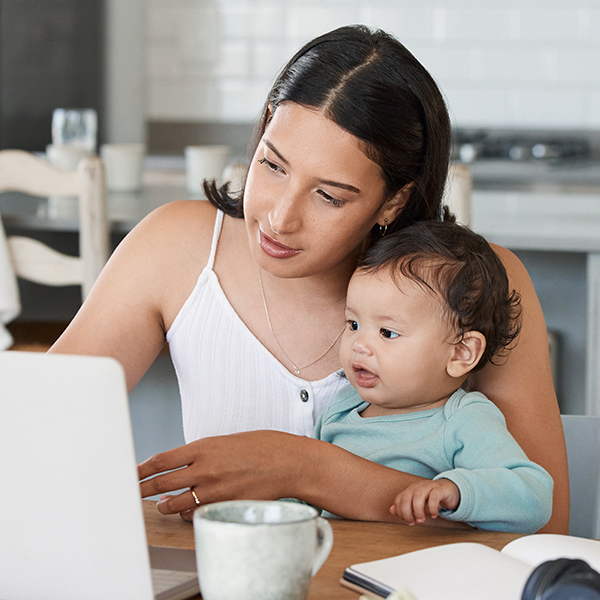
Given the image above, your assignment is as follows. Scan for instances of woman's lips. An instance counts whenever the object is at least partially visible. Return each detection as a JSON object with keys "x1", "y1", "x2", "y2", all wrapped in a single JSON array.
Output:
[
  {"x1": 353, "y1": 365, "x2": 379, "y2": 388},
  {"x1": 259, "y1": 231, "x2": 301, "y2": 259}
]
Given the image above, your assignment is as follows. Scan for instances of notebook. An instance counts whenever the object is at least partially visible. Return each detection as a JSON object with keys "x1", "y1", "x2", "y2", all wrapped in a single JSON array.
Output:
[
  {"x1": 0, "y1": 351, "x2": 199, "y2": 600},
  {"x1": 341, "y1": 535, "x2": 600, "y2": 599}
]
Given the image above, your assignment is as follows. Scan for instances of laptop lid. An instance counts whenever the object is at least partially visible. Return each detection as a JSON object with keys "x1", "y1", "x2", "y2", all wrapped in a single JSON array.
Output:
[{"x1": 0, "y1": 351, "x2": 196, "y2": 600}]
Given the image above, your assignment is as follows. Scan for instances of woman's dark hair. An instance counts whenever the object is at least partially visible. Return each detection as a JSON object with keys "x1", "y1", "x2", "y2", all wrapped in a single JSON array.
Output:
[
  {"x1": 205, "y1": 25, "x2": 452, "y2": 243},
  {"x1": 358, "y1": 221, "x2": 522, "y2": 371}
]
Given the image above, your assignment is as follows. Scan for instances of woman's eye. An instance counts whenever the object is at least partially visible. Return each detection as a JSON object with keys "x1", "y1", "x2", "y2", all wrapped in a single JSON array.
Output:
[
  {"x1": 348, "y1": 320, "x2": 359, "y2": 331},
  {"x1": 258, "y1": 157, "x2": 283, "y2": 174},
  {"x1": 381, "y1": 328, "x2": 399, "y2": 339},
  {"x1": 317, "y1": 189, "x2": 343, "y2": 208}
]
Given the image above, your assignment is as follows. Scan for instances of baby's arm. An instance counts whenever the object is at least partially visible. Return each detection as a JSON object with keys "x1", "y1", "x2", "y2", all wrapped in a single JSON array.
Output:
[
  {"x1": 434, "y1": 393, "x2": 553, "y2": 533},
  {"x1": 391, "y1": 478, "x2": 460, "y2": 525}
]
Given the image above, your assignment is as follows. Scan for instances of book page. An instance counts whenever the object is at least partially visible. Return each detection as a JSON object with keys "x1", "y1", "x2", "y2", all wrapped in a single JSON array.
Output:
[
  {"x1": 348, "y1": 543, "x2": 532, "y2": 600},
  {"x1": 502, "y1": 534, "x2": 600, "y2": 573}
]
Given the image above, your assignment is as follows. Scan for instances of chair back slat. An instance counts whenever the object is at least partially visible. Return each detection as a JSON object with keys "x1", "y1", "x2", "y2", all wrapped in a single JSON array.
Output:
[{"x1": 0, "y1": 149, "x2": 108, "y2": 300}]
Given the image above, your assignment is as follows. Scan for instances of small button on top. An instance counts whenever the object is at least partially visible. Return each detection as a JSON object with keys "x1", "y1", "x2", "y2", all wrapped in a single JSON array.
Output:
[{"x1": 300, "y1": 389, "x2": 309, "y2": 403}]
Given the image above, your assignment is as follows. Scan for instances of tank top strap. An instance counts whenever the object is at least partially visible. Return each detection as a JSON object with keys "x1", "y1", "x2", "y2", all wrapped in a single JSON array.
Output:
[{"x1": 206, "y1": 209, "x2": 224, "y2": 270}]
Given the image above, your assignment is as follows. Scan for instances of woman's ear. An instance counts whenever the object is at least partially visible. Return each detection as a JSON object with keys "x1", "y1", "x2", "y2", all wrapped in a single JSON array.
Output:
[
  {"x1": 378, "y1": 182, "x2": 414, "y2": 227},
  {"x1": 446, "y1": 330, "x2": 486, "y2": 379}
]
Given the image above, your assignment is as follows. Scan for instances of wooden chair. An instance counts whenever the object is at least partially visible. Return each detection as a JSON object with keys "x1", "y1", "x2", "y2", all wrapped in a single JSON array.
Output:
[
  {"x1": 444, "y1": 163, "x2": 472, "y2": 226},
  {"x1": 0, "y1": 149, "x2": 109, "y2": 300}
]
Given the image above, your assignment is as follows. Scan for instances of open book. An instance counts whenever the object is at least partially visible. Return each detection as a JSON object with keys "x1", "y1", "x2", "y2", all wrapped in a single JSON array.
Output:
[{"x1": 341, "y1": 534, "x2": 600, "y2": 600}]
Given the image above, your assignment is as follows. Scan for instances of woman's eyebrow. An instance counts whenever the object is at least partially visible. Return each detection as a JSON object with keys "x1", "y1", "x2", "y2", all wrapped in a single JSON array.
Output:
[
  {"x1": 263, "y1": 138, "x2": 361, "y2": 194},
  {"x1": 263, "y1": 138, "x2": 289, "y2": 165},
  {"x1": 320, "y1": 179, "x2": 360, "y2": 194}
]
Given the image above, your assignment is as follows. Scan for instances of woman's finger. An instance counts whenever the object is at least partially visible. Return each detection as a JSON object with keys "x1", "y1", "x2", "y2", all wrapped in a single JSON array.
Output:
[
  {"x1": 139, "y1": 466, "x2": 193, "y2": 498},
  {"x1": 137, "y1": 444, "x2": 197, "y2": 481},
  {"x1": 155, "y1": 489, "x2": 199, "y2": 515}
]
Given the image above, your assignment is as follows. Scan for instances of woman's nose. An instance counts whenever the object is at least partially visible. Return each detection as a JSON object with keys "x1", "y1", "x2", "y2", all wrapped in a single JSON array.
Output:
[{"x1": 268, "y1": 188, "x2": 302, "y2": 235}]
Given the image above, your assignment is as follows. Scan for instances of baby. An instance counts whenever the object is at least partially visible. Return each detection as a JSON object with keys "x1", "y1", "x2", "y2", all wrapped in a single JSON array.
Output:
[{"x1": 314, "y1": 221, "x2": 553, "y2": 532}]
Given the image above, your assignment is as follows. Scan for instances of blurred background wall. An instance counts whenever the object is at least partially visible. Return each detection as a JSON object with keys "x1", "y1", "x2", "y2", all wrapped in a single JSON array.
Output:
[{"x1": 142, "y1": 0, "x2": 600, "y2": 154}]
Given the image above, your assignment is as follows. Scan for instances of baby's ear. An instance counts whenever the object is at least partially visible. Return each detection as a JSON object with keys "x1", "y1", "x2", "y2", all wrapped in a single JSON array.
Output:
[{"x1": 446, "y1": 330, "x2": 486, "y2": 378}]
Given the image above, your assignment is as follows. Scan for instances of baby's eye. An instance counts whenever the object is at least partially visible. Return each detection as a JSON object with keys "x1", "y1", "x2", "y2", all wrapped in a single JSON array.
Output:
[
  {"x1": 347, "y1": 320, "x2": 359, "y2": 331},
  {"x1": 380, "y1": 328, "x2": 399, "y2": 339}
]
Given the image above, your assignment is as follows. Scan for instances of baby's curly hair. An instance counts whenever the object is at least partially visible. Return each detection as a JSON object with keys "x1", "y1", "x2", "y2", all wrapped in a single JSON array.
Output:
[{"x1": 358, "y1": 221, "x2": 522, "y2": 371}]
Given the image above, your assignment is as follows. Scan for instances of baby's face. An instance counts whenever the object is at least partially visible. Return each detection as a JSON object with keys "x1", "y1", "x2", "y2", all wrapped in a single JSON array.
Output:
[{"x1": 340, "y1": 268, "x2": 456, "y2": 415}]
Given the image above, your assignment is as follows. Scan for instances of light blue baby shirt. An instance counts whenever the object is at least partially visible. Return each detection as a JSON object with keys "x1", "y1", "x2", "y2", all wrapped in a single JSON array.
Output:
[{"x1": 314, "y1": 386, "x2": 553, "y2": 533}]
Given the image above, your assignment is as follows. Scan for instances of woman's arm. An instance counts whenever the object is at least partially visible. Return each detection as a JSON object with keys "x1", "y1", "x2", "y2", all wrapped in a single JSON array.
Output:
[
  {"x1": 139, "y1": 430, "x2": 427, "y2": 522},
  {"x1": 467, "y1": 245, "x2": 570, "y2": 534},
  {"x1": 49, "y1": 200, "x2": 217, "y2": 392}
]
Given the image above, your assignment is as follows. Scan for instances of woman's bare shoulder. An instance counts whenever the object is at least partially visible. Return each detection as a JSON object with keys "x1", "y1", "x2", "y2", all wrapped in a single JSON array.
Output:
[
  {"x1": 138, "y1": 199, "x2": 218, "y2": 260},
  {"x1": 490, "y1": 243, "x2": 530, "y2": 286},
  {"x1": 50, "y1": 201, "x2": 220, "y2": 389}
]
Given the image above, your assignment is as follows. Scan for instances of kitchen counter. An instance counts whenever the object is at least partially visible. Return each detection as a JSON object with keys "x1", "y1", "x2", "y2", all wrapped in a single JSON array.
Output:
[{"x1": 472, "y1": 189, "x2": 600, "y2": 252}]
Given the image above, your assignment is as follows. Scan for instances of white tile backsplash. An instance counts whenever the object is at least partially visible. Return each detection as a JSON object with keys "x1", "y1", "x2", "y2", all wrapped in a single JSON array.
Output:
[
  {"x1": 146, "y1": 0, "x2": 600, "y2": 129},
  {"x1": 556, "y1": 49, "x2": 600, "y2": 84},
  {"x1": 444, "y1": 86, "x2": 509, "y2": 127},
  {"x1": 517, "y1": 9, "x2": 591, "y2": 43},
  {"x1": 477, "y1": 47, "x2": 548, "y2": 83},
  {"x1": 253, "y1": 41, "x2": 294, "y2": 79},
  {"x1": 148, "y1": 81, "x2": 221, "y2": 120},
  {"x1": 360, "y1": 8, "x2": 434, "y2": 42},
  {"x1": 443, "y1": 9, "x2": 514, "y2": 42},
  {"x1": 513, "y1": 89, "x2": 585, "y2": 128},
  {"x1": 218, "y1": 78, "x2": 271, "y2": 121},
  {"x1": 589, "y1": 90, "x2": 600, "y2": 127},
  {"x1": 286, "y1": 6, "x2": 361, "y2": 40}
]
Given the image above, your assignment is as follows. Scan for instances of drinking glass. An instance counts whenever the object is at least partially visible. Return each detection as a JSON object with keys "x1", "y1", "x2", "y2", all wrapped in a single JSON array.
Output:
[{"x1": 51, "y1": 108, "x2": 98, "y2": 152}]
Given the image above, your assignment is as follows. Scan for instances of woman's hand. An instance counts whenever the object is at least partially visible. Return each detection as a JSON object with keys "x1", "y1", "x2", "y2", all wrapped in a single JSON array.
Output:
[{"x1": 139, "y1": 430, "x2": 300, "y2": 517}]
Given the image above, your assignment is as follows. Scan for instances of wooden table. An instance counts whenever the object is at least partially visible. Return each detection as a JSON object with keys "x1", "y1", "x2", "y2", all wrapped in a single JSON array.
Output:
[{"x1": 143, "y1": 501, "x2": 523, "y2": 599}]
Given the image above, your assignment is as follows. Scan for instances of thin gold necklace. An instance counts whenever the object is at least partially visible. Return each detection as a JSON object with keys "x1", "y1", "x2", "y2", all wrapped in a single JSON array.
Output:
[{"x1": 258, "y1": 268, "x2": 346, "y2": 376}]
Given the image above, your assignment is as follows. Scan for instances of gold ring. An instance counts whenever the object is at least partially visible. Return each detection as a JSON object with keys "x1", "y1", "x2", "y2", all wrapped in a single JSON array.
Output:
[{"x1": 190, "y1": 489, "x2": 200, "y2": 506}]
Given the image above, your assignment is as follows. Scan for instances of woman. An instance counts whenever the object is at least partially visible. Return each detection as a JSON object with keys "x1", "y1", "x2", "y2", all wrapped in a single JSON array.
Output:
[{"x1": 50, "y1": 26, "x2": 569, "y2": 532}]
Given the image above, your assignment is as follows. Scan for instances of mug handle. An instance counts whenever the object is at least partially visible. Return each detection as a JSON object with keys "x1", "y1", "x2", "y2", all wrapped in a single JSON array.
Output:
[{"x1": 312, "y1": 517, "x2": 334, "y2": 576}]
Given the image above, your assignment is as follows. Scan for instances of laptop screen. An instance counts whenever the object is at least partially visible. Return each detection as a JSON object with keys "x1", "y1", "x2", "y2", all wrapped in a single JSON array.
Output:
[{"x1": 0, "y1": 351, "x2": 157, "y2": 600}]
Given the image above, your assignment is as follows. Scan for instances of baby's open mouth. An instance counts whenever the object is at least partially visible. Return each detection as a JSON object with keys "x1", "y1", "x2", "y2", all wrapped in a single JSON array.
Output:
[{"x1": 352, "y1": 365, "x2": 379, "y2": 388}]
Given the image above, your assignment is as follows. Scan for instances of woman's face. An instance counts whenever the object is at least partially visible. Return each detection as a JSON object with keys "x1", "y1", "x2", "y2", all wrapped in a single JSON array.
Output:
[{"x1": 243, "y1": 102, "x2": 402, "y2": 280}]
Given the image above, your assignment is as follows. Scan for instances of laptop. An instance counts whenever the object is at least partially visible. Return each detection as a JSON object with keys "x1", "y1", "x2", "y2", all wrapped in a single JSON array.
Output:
[{"x1": 0, "y1": 351, "x2": 199, "y2": 600}]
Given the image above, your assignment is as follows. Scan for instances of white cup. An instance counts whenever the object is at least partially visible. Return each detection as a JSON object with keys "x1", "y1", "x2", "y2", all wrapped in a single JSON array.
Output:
[
  {"x1": 184, "y1": 145, "x2": 230, "y2": 195},
  {"x1": 100, "y1": 143, "x2": 146, "y2": 192},
  {"x1": 222, "y1": 161, "x2": 247, "y2": 195},
  {"x1": 193, "y1": 500, "x2": 333, "y2": 600},
  {"x1": 46, "y1": 144, "x2": 93, "y2": 171}
]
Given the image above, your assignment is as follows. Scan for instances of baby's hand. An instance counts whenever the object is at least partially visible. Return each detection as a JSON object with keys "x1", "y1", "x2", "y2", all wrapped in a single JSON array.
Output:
[{"x1": 390, "y1": 478, "x2": 460, "y2": 525}]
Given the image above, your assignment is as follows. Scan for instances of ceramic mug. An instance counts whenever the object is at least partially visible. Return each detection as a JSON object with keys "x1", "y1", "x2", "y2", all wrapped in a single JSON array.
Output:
[
  {"x1": 184, "y1": 145, "x2": 230, "y2": 194},
  {"x1": 193, "y1": 500, "x2": 334, "y2": 600},
  {"x1": 100, "y1": 143, "x2": 146, "y2": 192}
]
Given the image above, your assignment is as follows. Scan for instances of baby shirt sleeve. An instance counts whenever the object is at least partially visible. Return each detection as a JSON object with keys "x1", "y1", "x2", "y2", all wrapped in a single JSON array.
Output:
[{"x1": 434, "y1": 393, "x2": 554, "y2": 533}]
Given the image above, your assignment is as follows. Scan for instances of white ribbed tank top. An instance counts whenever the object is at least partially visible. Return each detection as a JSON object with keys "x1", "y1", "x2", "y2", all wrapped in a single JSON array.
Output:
[{"x1": 166, "y1": 209, "x2": 349, "y2": 443}]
